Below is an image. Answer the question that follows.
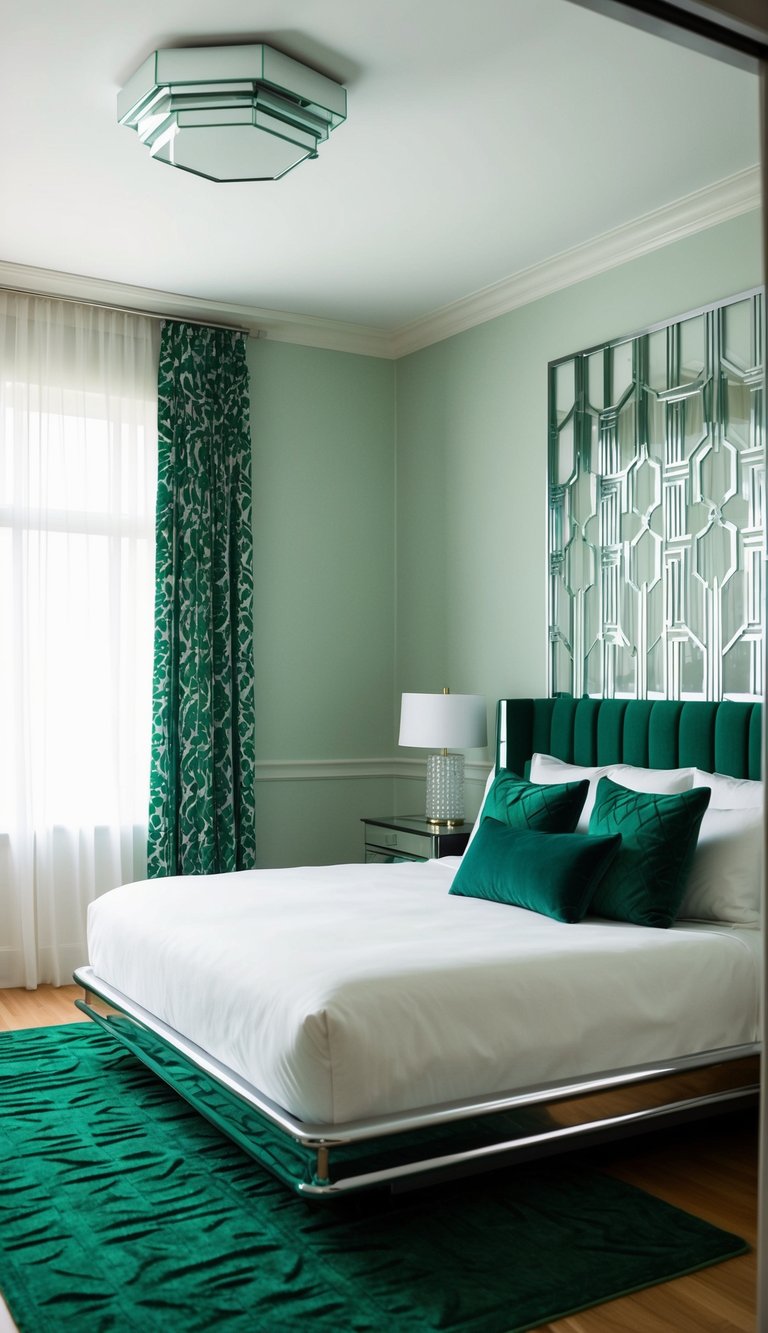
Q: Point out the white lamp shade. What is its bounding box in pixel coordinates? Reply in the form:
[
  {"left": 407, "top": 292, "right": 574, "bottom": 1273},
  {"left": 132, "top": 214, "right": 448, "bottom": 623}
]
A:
[{"left": 398, "top": 692, "right": 487, "bottom": 750}]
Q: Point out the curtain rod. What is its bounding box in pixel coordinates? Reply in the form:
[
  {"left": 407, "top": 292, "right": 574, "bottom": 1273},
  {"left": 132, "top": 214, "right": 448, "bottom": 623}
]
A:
[{"left": 0, "top": 284, "right": 253, "bottom": 335}]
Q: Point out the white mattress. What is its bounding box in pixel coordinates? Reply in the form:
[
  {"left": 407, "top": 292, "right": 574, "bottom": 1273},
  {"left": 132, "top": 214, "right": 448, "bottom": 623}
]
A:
[{"left": 86, "top": 857, "right": 761, "bottom": 1126}]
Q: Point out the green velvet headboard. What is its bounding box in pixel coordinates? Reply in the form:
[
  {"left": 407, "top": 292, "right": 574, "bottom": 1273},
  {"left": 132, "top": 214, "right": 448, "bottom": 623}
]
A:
[{"left": 497, "top": 697, "right": 763, "bottom": 781}]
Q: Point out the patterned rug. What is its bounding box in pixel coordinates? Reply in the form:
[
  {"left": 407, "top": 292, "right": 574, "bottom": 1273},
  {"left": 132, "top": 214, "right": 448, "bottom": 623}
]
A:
[{"left": 0, "top": 1024, "right": 748, "bottom": 1332}]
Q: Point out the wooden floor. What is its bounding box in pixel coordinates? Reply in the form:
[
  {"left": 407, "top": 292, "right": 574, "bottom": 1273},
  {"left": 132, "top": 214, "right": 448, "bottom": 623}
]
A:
[
  {"left": 0, "top": 983, "right": 85, "bottom": 1033},
  {"left": 0, "top": 986, "right": 758, "bottom": 1332}
]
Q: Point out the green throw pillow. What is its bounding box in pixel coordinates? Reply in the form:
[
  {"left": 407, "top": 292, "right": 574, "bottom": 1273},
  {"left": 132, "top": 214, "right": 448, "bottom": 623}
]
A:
[
  {"left": 481, "top": 769, "right": 589, "bottom": 834},
  {"left": 588, "top": 777, "right": 711, "bottom": 928},
  {"left": 450, "top": 817, "right": 621, "bottom": 923}
]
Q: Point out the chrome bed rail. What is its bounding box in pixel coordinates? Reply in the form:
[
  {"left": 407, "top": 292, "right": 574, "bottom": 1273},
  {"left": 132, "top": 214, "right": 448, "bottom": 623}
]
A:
[{"left": 74, "top": 964, "right": 760, "bottom": 1198}]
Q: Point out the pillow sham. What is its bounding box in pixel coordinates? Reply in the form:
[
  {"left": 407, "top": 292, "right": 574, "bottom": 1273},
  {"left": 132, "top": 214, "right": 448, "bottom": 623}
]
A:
[
  {"left": 480, "top": 768, "right": 589, "bottom": 834},
  {"left": 609, "top": 764, "right": 694, "bottom": 794},
  {"left": 449, "top": 817, "right": 621, "bottom": 923},
  {"left": 587, "top": 777, "right": 711, "bottom": 928},
  {"left": 677, "top": 806, "right": 762, "bottom": 926},
  {"left": 529, "top": 754, "right": 694, "bottom": 831},
  {"left": 691, "top": 768, "right": 763, "bottom": 811}
]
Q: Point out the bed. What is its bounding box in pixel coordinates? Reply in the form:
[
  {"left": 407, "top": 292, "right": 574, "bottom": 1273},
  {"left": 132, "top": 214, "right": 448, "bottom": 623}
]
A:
[{"left": 74, "top": 696, "right": 763, "bottom": 1197}]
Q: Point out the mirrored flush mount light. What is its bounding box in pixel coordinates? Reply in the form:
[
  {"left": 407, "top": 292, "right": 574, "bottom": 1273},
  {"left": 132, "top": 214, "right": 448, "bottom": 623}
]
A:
[{"left": 117, "top": 44, "right": 347, "bottom": 182}]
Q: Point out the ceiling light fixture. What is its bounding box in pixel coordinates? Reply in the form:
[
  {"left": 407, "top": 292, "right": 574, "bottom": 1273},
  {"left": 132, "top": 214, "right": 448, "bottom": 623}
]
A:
[{"left": 117, "top": 44, "right": 347, "bottom": 182}]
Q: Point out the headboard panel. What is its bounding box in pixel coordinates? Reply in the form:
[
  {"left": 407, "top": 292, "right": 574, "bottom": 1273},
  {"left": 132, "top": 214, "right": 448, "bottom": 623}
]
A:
[{"left": 497, "top": 697, "right": 763, "bottom": 780}]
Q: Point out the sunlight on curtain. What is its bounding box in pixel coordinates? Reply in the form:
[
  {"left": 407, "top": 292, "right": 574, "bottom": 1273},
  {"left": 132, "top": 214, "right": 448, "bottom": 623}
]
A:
[{"left": 0, "top": 293, "right": 159, "bottom": 987}]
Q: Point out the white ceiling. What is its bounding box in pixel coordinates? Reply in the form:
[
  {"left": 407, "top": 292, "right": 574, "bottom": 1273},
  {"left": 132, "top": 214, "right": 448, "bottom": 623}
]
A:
[{"left": 0, "top": 0, "right": 760, "bottom": 336}]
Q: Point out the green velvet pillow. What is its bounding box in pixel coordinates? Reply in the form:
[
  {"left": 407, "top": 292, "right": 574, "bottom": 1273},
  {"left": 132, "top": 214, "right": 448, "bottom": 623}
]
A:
[
  {"left": 588, "top": 777, "right": 711, "bottom": 928},
  {"left": 481, "top": 769, "right": 589, "bottom": 834},
  {"left": 449, "top": 817, "right": 621, "bottom": 923}
]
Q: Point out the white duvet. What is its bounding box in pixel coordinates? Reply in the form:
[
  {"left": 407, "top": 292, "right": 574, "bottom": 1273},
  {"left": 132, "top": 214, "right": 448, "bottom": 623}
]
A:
[{"left": 86, "top": 857, "right": 761, "bottom": 1126}]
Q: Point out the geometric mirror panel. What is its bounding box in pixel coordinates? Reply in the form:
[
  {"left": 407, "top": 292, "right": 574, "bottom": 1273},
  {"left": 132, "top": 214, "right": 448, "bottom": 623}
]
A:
[{"left": 549, "top": 289, "right": 764, "bottom": 700}]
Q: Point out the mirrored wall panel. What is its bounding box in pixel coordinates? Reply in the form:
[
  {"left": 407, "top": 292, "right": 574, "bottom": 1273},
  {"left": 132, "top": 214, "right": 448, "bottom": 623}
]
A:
[{"left": 549, "top": 290, "right": 764, "bottom": 700}]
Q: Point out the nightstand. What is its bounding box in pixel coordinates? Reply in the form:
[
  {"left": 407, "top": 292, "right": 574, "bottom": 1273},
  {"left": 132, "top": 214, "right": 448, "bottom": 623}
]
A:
[{"left": 362, "top": 816, "right": 472, "bottom": 864}]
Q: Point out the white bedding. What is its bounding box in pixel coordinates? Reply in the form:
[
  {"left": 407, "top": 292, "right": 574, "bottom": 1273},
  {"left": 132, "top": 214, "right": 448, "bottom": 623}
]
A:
[{"left": 86, "top": 857, "right": 761, "bottom": 1126}]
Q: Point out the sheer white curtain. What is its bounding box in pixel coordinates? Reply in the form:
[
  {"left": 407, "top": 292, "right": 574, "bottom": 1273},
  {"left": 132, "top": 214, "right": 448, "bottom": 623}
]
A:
[{"left": 0, "top": 293, "right": 158, "bottom": 987}]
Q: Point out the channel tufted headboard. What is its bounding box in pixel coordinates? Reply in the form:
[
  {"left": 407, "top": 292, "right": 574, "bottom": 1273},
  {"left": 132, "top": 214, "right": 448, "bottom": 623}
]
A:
[{"left": 497, "top": 697, "right": 763, "bottom": 781}]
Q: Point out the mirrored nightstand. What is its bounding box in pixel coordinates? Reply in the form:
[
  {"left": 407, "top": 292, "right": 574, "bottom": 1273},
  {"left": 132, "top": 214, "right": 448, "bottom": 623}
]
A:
[{"left": 361, "top": 816, "right": 471, "bottom": 864}]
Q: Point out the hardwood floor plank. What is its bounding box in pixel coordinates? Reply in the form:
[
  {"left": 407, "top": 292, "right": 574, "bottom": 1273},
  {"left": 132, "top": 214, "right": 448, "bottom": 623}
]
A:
[{"left": 0, "top": 984, "right": 82, "bottom": 1031}]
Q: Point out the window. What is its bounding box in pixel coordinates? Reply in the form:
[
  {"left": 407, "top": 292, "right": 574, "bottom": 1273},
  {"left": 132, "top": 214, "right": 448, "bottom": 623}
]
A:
[{"left": 0, "top": 294, "right": 158, "bottom": 986}]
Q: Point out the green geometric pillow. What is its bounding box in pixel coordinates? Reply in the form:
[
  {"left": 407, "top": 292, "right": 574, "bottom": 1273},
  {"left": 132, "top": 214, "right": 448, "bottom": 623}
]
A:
[
  {"left": 588, "top": 777, "right": 711, "bottom": 928},
  {"left": 449, "top": 817, "right": 621, "bottom": 923},
  {"left": 481, "top": 769, "right": 589, "bottom": 834}
]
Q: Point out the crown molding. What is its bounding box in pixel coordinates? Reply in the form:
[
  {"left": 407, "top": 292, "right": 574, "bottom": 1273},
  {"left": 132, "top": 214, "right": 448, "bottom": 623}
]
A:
[
  {"left": 0, "top": 261, "right": 394, "bottom": 359},
  {"left": 254, "top": 314, "right": 394, "bottom": 358},
  {"left": 0, "top": 166, "right": 759, "bottom": 361},
  {"left": 389, "top": 165, "right": 762, "bottom": 358}
]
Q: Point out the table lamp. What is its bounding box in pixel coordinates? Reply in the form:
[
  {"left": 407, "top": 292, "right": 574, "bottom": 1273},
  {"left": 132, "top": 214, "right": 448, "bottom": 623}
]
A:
[{"left": 398, "top": 687, "right": 487, "bottom": 825}]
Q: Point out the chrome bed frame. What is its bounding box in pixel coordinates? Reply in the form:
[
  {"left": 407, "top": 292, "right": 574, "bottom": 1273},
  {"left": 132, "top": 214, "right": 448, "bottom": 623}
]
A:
[
  {"left": 74, "top": 966, "right": 759, "bottom": 1198},
  {"left": 74, "top": 695, "right": 763, "bottom": 1198}
]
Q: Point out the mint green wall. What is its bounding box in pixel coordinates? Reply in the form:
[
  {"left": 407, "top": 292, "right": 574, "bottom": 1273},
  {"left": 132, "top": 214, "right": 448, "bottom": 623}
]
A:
[
  {"left": 247, "top": 339, "right": 396, "bottom": 866},
  {"left": 248, "top": 211, "right": 763, "bottom": 864},
  {"left": 394, "top": 210, "right": 764, "bottom": 826},
  {"left": 252, "top": 775, "right": 396, "bottom": 870}
]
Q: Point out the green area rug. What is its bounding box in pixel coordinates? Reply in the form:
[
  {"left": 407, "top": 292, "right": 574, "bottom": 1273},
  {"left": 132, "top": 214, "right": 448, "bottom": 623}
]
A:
[{"left": 0, "top": 1024, "right": 747, "bottom": 1332}]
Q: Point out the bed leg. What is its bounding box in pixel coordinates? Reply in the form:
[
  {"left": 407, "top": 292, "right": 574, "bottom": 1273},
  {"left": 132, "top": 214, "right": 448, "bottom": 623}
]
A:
[{"left": 313, "top": 1145, "right": 331, "bottom": 1186}]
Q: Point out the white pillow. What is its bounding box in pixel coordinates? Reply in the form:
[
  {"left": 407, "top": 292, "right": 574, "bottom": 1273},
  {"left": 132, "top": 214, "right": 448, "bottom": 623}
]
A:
[
  {"left": 607, "top": 764, "right": 694, "bottom": 794},
  {"left": 692, "top": 768, "right": 763, "bottom": 811},
  {"left": 529, "top": 753, "right": 611, "bottom": 831},
  {"left": 677, "top": 806, "right": 762, "bottom": 926},
  {"left": 529, "top": 754, "right": 694, "bottom": 831}
]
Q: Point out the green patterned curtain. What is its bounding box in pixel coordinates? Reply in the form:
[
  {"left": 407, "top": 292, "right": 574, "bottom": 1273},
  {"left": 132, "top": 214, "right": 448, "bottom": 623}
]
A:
[{"left": 147, "top": 321, "right": 256, "bottom": 877}]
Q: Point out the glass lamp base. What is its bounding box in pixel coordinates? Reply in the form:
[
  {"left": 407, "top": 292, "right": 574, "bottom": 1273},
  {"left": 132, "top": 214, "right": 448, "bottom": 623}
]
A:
[{"left": 426, "top": 752, "right": 465, "bottom": 825}]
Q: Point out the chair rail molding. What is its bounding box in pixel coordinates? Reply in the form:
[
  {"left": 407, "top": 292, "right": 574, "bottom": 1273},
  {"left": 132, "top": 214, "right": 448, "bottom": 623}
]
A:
[{"left": 254, "top": 758, "right": 493, "bottom": 783}]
